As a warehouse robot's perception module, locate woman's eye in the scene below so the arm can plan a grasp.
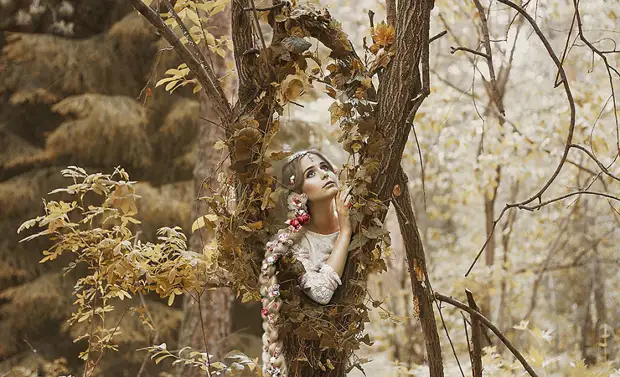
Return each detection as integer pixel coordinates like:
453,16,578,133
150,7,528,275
307,171,314,178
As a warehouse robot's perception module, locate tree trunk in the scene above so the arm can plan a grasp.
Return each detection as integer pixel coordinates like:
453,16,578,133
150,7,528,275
175,7,233,377
593,252,612,361
392,168,443,376
131,0,441,375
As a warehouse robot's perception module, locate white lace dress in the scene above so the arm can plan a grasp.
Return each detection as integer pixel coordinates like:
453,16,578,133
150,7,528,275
291,230,342,305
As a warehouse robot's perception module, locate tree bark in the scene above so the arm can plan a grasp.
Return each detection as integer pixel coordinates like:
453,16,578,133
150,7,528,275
466,290,483,377
175,7,233,377
392,167,443,376
593,252,612,361
131,0,441,375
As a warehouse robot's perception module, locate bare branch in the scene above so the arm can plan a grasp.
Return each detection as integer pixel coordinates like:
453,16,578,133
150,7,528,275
464,0,582,275
496,0,576,206
434,292,540,377
569,144,620,182
430,30,447,44
472,0,505,115
450,46,490,60
248,0,267,50
518,190,620,211
436,302,466,377
572,0,620,154
243,2,286,11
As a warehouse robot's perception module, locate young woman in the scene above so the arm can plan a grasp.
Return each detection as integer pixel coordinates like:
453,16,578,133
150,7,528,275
259,150,352,377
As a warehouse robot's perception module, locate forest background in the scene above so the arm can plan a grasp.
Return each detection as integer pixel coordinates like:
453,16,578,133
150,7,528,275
0,0,618,376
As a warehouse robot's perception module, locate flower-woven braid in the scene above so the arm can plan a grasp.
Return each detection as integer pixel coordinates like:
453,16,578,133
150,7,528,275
260,192,310,377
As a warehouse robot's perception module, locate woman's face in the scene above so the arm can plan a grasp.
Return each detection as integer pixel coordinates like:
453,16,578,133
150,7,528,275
298,154,338,203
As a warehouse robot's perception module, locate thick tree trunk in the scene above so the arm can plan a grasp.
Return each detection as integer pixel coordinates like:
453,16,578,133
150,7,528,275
131,0,441,375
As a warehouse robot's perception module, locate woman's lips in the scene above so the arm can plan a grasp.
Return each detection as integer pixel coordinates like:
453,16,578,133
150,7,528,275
323,181,336,188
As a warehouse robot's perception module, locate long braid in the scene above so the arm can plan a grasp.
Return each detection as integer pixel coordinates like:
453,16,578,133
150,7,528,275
260,149,335,377
260,192,310,377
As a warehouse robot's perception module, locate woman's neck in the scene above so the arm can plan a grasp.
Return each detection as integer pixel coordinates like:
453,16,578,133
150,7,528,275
307,199,339,234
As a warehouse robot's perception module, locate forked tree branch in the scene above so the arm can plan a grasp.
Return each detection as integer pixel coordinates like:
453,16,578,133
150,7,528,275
466,0,579,275
572,0,620,155
472,0,505,116
435,292,539,377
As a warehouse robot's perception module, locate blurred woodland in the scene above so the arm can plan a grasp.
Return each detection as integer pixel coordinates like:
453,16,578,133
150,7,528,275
0,0,618,377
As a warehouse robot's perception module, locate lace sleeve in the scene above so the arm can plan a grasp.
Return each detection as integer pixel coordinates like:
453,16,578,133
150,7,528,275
292,241,342,305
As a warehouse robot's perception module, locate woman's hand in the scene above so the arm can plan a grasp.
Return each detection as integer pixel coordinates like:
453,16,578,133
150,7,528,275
335,186,352,235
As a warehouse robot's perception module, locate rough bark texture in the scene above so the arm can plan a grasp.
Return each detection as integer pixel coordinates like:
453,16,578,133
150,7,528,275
466,290,483,377
392,168,444,377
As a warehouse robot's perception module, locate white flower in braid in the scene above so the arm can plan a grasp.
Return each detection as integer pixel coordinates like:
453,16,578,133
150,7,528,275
260,192,310,377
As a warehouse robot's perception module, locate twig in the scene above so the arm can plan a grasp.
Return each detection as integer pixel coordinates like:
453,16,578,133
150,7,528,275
569,144,620,182
196,294,214,377
466,0,579,275
472,0,505,115
430,30,447,44
242,2,286,12
434,293,539,377
411,125,427,211
450,46,490,60
436,302,466,377
136,294,160,377
553,8,577,88
462,313,473,364
248,0,267,50
573,0,620,164
518,190,619,211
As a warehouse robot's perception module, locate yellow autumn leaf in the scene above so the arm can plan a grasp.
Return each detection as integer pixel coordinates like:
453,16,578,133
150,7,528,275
248,221,263,230
373,22,395,46
282,77,305,102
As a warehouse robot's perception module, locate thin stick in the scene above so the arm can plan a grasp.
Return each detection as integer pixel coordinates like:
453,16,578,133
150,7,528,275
434,293,539,377
436,302,466,377
450,46,490,60
248,0,267,50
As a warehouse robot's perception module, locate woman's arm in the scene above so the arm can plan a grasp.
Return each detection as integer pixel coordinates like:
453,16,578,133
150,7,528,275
324,228,351,277
325,188,352,276
294,241,342,305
